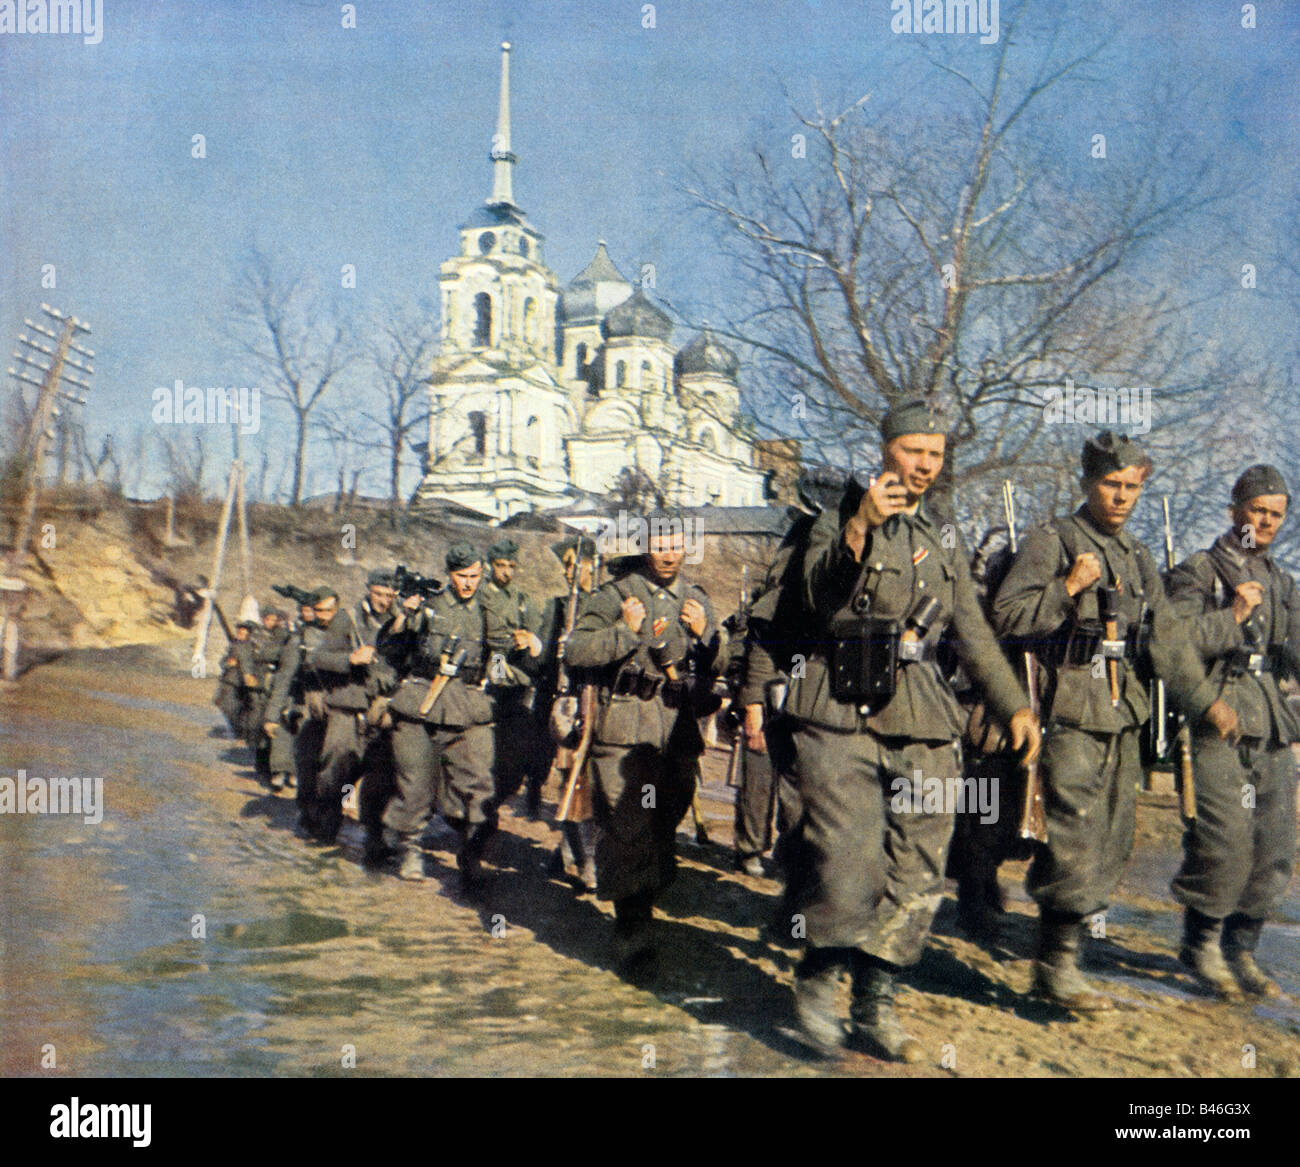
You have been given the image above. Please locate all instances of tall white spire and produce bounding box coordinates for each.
[488,41,516,208]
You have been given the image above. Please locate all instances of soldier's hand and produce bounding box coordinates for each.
[263,721,278,739]
[1064,553,1103,597]
[513,629,542,657]
[621,595,646,634]
[1204,698,1241,745]
[402,593,423,611]
[743,702,766,753]
[1232,581,1265,624]
[1008,707,1042,763]
[244,674,259,689]
[350,644,376,666]
[680,598,708,639]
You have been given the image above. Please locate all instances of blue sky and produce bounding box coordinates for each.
[2,0,1296,500]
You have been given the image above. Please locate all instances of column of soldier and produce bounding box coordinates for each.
[212,400,1297,1064]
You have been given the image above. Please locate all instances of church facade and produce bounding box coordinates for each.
[412,43,769,522]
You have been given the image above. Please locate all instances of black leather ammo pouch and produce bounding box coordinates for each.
[828,616,900,705]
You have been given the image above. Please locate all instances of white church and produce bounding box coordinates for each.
[411,43,769,521]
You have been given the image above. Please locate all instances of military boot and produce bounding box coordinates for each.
[459,819,497,889]
[1032,912,1113,1012]
[269,771,287,793]
[612,892,657,979]
[1222,913,1282,999]
[1179,908,1243,1000]
[394,835,425,881]
[850,956,923,1064]
[956,875,1005,941]
[364,825,401,868]
[793,948,846,1056]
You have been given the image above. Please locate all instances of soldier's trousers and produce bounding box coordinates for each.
[292,709,363,839]
[790,723,961,966]
[1171,734,1297,921]
[489,690,537,804]
[946,751,1024,883]
[588,742,699,904]
[1027,725,1141,918]
[734,732,800,858]
[384,716,495,838]
[268,712,297,775]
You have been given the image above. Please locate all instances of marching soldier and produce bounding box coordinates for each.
[478,538,546,816]
[375,542,497,886]
[564,512,720,975]
[214,620,260,740]
[262,600,317,792]
[249,608,289,783]
[992,431,1239,1012]
[774,399,1040,1061]
[296,574,398,845]
[1165,464,1298,998]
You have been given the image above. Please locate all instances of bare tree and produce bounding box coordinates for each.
[226,249,356,506]
[685,2,1241,525]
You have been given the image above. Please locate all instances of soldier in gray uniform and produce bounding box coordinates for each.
[262,601,316,792]
[214,620,260,740]
[376,542,497,886]
[776,399,1040,1061]
[293,589,336,834]
[992,431,1240,1012]
[564,513,720,975]
[296,575,399,845]
[1165,464,1298,999]
[478,538,546,817]
[249,609,289,783]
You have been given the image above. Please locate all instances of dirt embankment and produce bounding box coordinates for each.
[6,493,775,671]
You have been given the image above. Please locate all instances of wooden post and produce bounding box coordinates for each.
[192,463,239,672]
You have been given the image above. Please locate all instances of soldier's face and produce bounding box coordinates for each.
[313,596,339,626]
[1084,465,1148,532]
[234,627,250,641]
[368,585,396,614]
[883,433,945,501]
[647,536,685,582]
[450,563,482,600]
[263,614,279,631]
[299,605,316,624]
[1233,493,1288,550]
[491,559,515,587]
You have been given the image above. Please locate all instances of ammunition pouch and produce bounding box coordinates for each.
[827,616,900,707]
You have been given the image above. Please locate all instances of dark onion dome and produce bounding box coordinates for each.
[675,328,739,381]
[460,203,531,230]
[561,241,630,324]
[600,287,673,341]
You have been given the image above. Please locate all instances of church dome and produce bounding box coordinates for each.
[561,242,631,325]
[676,328,739,381]
[600,288,673,342]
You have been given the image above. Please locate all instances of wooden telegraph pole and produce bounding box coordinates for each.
[2,305,93,681]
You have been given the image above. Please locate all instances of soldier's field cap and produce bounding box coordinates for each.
[550,534,596,563]
[309,586,338,604]
[880,397,945,442]
[366,568,396,588]
[486,537,519,562]
[236,619,259,632]
[1231,463,1291,505]
[1081,430,1151,481]
[445,541,480,571]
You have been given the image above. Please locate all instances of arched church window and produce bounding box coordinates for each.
[478,232,496,255]
[473,293,492,347]
[615,360,627,388]
[524,298,538,344]
[519,237,530,258]
[640,359,653,389]
[699,427,717,452]
[575,342,588,375]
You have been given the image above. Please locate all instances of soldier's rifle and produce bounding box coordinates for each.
[417,636,466,718]
[272,582,315,608]
[556,546,601,826]
[1163,497,1197,822]
[1003,482,1048,844]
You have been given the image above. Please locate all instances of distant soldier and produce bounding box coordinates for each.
[262,600,317,792]
[478,537,546,816]
[774,399,1040,1061]
[992,431,1239,1012]
[1165,464,1298,999]
[564,512,720,975]
[214,620,260,740]
[248,608,289,783]
[375,542,497,886]
[535,534,598,887]
[296,574,399,845]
